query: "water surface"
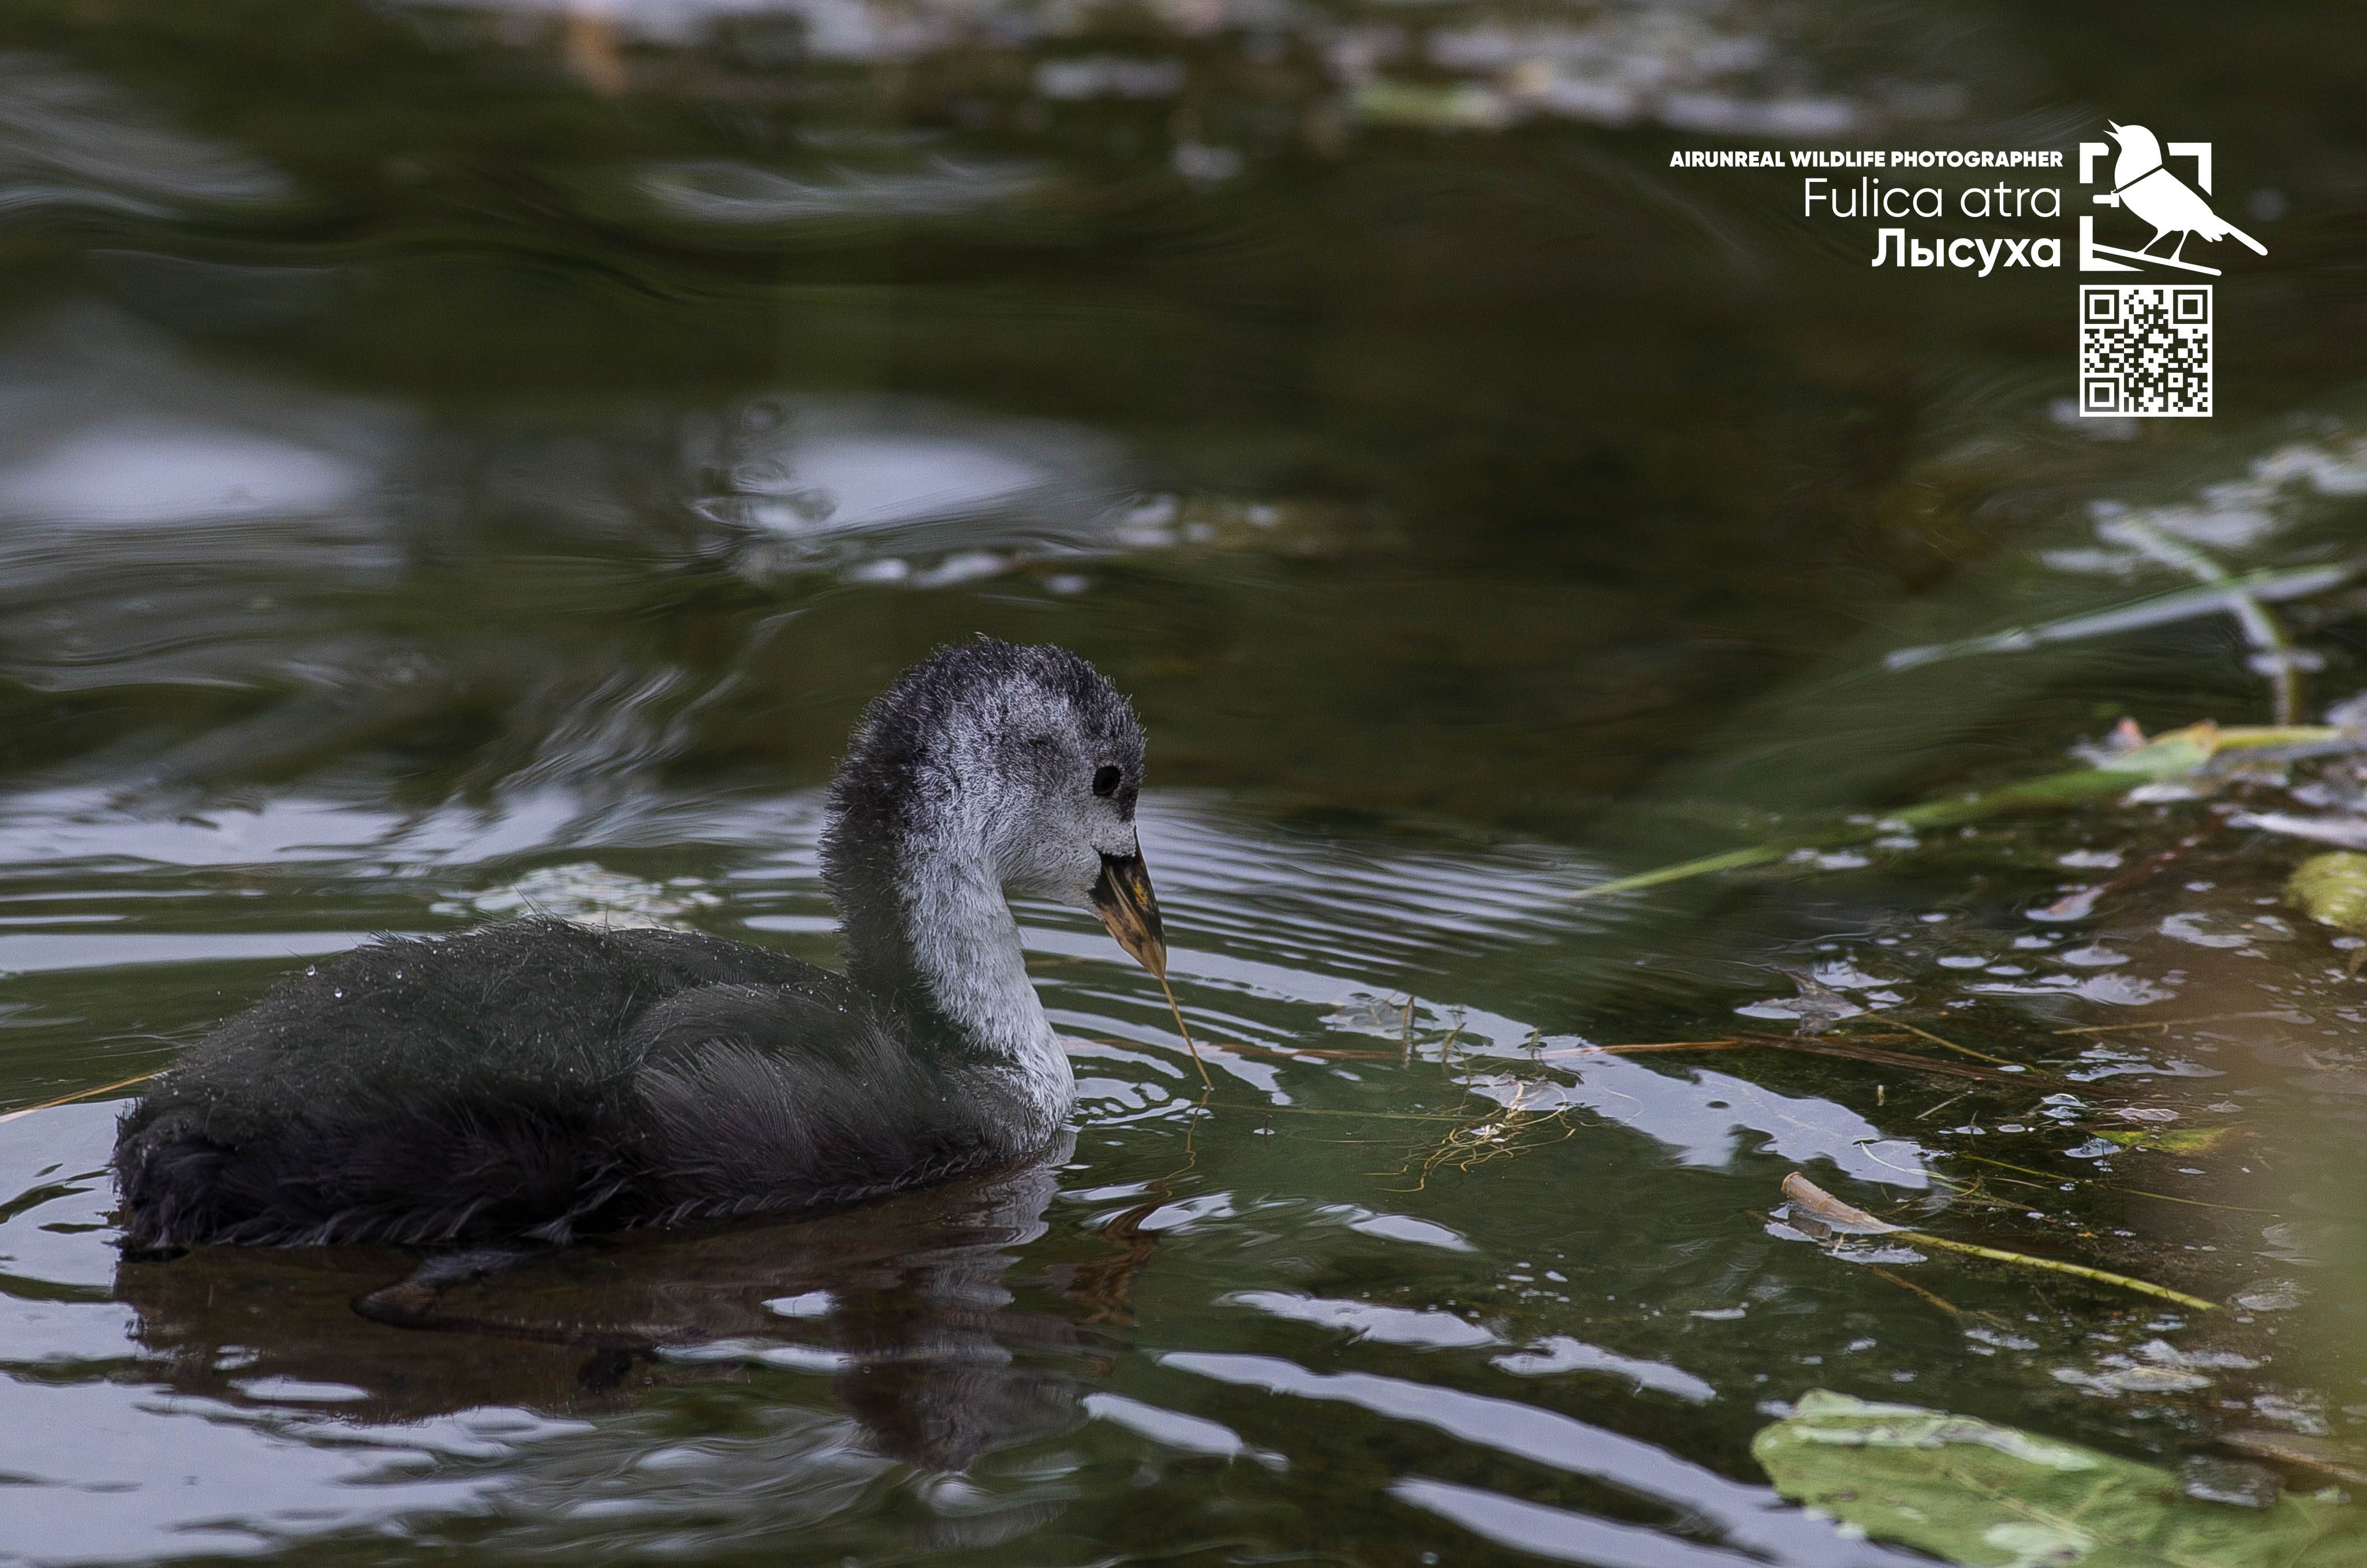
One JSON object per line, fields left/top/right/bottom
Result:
{"left": 2, "top": 1, "right": 2365, "bottom": 1562}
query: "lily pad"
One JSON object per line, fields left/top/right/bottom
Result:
{"left": 1754, "top": 1391, "right": 2367, "bottom": 1567}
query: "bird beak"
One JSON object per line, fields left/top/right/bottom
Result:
{"left": 2107, "top": 121, "right": 2123, "bottom": 136}
{"left": 1090, "top": 851, "right": 1167, "bottom": 978}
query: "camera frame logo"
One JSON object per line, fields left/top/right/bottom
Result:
{"left": 2074, "top": 123, "right": 2263, "bottom": 419}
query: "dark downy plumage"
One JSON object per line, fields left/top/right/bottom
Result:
{"left": 113, "top": 638, "right": 1164, "bottom": 1253}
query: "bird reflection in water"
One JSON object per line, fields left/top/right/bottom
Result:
{"left": 113, "top": 1137, "right": 1111, "bottom": 1473}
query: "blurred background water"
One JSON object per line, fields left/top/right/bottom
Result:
{"left": 1, "top": 1, "right": 2365, "bottom": 1563}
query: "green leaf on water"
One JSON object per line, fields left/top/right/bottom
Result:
{"left": 2097, "top": 1125, "right": 2241, "bottom": 1156}
{"left": 2285, "top": 851, "right": 2367, "bottom": 937}
{"left": 1754, "top": 1390, "right": 2367, "bottom": 1568}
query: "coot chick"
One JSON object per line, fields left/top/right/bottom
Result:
{"left": 114, "top": 638, "right": 1165, "bottom": 1252}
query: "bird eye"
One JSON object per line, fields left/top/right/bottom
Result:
{"left": 1092, "top": 764, "right": 1122, "bottom": 797}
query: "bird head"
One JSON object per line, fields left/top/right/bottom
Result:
{"left": 827, "top": 637, "right": 1167, "bottom": 978}
{"left": 2105, "top": 122, "right": 2162, "bottom": 164}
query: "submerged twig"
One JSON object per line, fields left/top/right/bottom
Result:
{"left": 2034, "top": 813, "right": 2228, "bottom": 923}
{"left": 2050, "top": 1010, "right": 2302, "bottom": 1035}
{"left": 1866, "top": 1264, "right": 1967, "bottom": 1320}
{"left": 1779, "top": 1171, "right": 2217, "bottom": 1312}
{"left": 1537, "top": 1039, "right": 1752, "bottom": 1058}
{"left": 1943, "top": 1151, "right": 2278, "bottom": 1214}
{"left": 1735, "top": 1032, "right": 2032, "bottom": 1083}
{"left": 1915, "top": 1089, "right": 1975, "bottom": 1122}
{"left": 1928, "top": 1151, "right": 2066, "bottom": 1185}
{"left": 1876, "top": 1019, "right": 2015, "bottom": 1067}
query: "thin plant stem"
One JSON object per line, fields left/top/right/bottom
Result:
{"left": 1538, "top": 1040, "right": 1749, "bottom": 1057}
{"left": 1887, "top": 1228, "right": 2218, "bottom": 1312}
{"left": 1156, "top": 974, "right": 1212, "bottom": 1089}
{"left": 1866, "top": 1264, "right": 1966, "bottom": 1320}
{"left": 1916, "top": 1089, "right": 1975, "bottom": 1123}
{"left": 1206, "top": 1103, "right": 1472, "bottom": 1122}
{"left": 1733, "top": 1032, "right": 2028, "bottom": 1082}
{"left": 0, "top": 1070, "right": 160, "bottom": 1125}
{"left": 2051, "top": 1010, "right": 2297, "bottom": 1035}
{"left": 1877, "top": 1019, "right": 2015, "bottom": 1067}
{"left": 1784, "top": 1171, "right": 2216, "bottom": 1311}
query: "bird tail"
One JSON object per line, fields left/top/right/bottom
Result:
{"left": 2226, "top": 222, "right": 2268, "bottom": 255}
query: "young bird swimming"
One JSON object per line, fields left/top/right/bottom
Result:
{"left": 113, "top": 639, "right": 1164, "bottom": 1252}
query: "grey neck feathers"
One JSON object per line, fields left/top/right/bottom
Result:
{"left": 826, "top": 794, "right": 1073, "bottom": 1136}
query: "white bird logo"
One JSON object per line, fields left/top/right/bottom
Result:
{"left": 2096, "top": 122, "right": 2267, "bottom": 265}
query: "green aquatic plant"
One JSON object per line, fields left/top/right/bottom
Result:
{"left": 1885, "top": 510, "right": 2353, "bottom": 725}
{"left": 2097, "top": 1124, "right": 2243, "bottom": 1156}
{"left": 2286, "top": 851, "right": 2367, "bottom": 938}
{"left": 1884, "top": 562, "right": 2349, "bottom": 674}
{"left": 1756, "top": 1390, "right": 2367, "bottom": 1568}
{"left": 1574, "top": 722, "right": 2353, "bottom": 902}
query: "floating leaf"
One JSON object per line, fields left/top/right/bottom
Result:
{"left": 1754, "top": 1390, "right": 2367, "bottom": 1568}
{"left": 2285, "top": 852, "right": 2367, "bottom": 937}
{"left": 1574, "top": 723, "right": 2351, "bottom": 902}
{"left": 1779, "top": 1170, "right": 1900, "bottom": 1234}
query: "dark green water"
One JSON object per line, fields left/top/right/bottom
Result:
{"left": 2, "top": 1, "right": 2365, "bottom": 1562}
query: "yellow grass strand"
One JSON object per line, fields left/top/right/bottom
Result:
{"left": 1156, "top": 974, "right": 1212, "bottom": 1089}
{"left": 0, "top": 1070, "right": 160, "bottom": 1126}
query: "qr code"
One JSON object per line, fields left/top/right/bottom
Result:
{"left": 2079, "top": 285, "right": 2211, "bottom": 417}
